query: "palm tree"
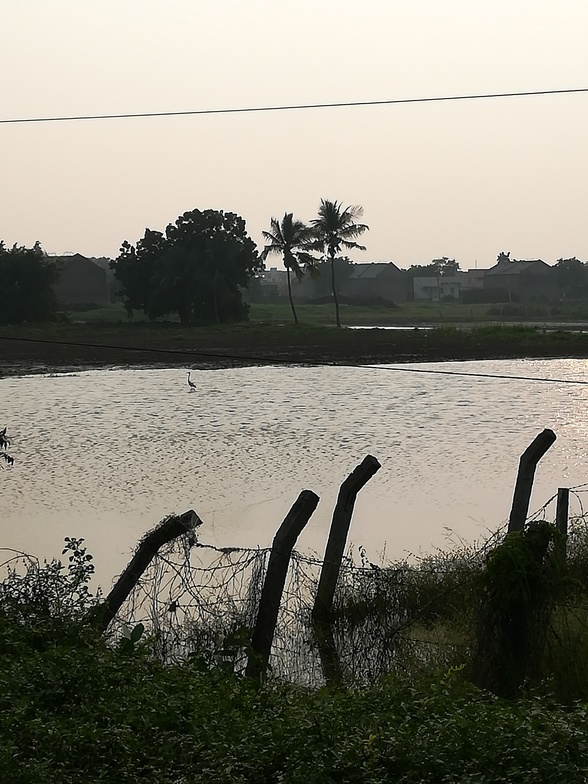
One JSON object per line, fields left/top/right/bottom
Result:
{"left": 260, "top": 213, "right": 317, "bottom": 325}
{"left": 310, "top": 199, "right": 369, "bottom": 327}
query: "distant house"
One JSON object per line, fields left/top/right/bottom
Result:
{"left": 53, "top": 253, "right": 110, "bottom": 307}
{"left": 483, "top": 259, "right": 555, "bottom": 302}
{"left": 466, "top": 268, "right": 486, "bottom": 290}
{"left": 340, "top": 262, "right": 409, "bottom": 303}
{"left": 413, "top": 273, "right": 468, "bottom": 301}
{"left": 255, "top": 267, "right": 289, "bottom": 300}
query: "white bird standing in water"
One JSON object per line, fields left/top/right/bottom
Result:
{"left": 187, "top": 372, "right": 197, "bottom": 392}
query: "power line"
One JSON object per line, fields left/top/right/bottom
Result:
{"left": 1, "top": 333, "right": 588, "bottom": 385}
{"left": 2, "top": 87, "right": 587, "bottom": 125}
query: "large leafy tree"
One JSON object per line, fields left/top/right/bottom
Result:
{"left": 310, "top": 200, "right": 368, "bottom": 327}
{"left": 0, "top": 242, "right": 60, "bottom": 324}
{"left": 112, "top": 209, "right": 263, "bottom": 325}
{"left": 260, "top": 213, "right": 317, "bottom": 325}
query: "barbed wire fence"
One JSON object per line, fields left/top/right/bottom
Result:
{"left": 105, "top": 480, "right": 588, "bottom": 688}
{"left": 3, "top": 500, "right": 588, "bottom": 689}
{"left": 6, "top": 432, "right": 588, "bottom": 692}
{"left": 106, "top": 524, "right": 498, "bottom": 686}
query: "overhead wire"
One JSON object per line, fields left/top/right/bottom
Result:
{"left": 2, "top": 333, "right": 588, "bottom": 385}
{"left": 1, "top": 87, "right": 587, "bottom": 125}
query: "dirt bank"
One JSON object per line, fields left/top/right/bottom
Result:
{"left": 2, "top": 323, "right": 588, "bottom": 378}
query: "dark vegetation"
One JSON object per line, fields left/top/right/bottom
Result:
{"left": 112, "top": 208, "right": 263, "bottom": 325}
{"left": 4, "top": 518, "right": 588, "bottom": 781}
{"left": 0, "top": 241, "right": 61, "bottom": 325}
{"left": 2, "top": 321, "right": 588, "bottom": 379}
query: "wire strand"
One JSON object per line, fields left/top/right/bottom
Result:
{"left": 2, "top": 87, "right": 587, "bottom": 125}
{"left": 1, "top": 333, "right": 588, "bottom": 385}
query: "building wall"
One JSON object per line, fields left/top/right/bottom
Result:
{"left": 340, "top": 275, "right": 409, "bottom": 303}
{"left": 413, "top": 276, "right": 463, "bottom": 301}
{"left": 54, "top": 255, "right": 110, "bottom": 306}
{"left": 466, "top": 269, "right": 486, "bottom": 289}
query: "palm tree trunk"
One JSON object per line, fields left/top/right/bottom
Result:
{"left": 330, "top": 252, "right": 341, "bottom": 328}
{"left": 286, "top": 267, "right": 298, "bottom": 325}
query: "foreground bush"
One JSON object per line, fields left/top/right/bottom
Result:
{"left": 1, "top": 609, "right": 588, "bottom": 783}
{"left": 5, "top": 529, "right": 588, "bottom": 782}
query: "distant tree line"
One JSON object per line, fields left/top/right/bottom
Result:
{"left": 5, "top": 209, "right": 588, "bottom": 325}
{"left": 405, "top": 257, "right": 461, "bottom": 278}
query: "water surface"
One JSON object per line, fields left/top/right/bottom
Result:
{"left": 2, "top": 359, "right": 588, "bottom": 588}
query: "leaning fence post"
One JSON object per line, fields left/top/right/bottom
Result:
{"left": 245, "top": 489, "right": 319, "bottom": 679}
{"left": 91, "top": 510, "right": 202, "bottom": 631}
{"left": 312, "top": 454, "right": 381, "bottom": 685}
{"left": 508, "top": 429, "right": 556, "bottom": 533}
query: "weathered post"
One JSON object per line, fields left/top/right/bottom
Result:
{"left": 92, "top": 510, "right": 202, "bottom": 631}
{"left": 555, "top": 486, "right": 570, "bottom": 563}
{"left": 556, "top": 487, "right": 569, "bottom": 538}
{"left": 246, "top": 490, "right": 319, "bottom": 678}
{"left": 312, "top": 454, "right": 381, "bottom": 685}
{"left": 508, "top": 429, "right": 556, "bottom": 533}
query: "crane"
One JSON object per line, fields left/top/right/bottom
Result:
{"left": 187, "top": 372, "right": 197, "bottom": 392}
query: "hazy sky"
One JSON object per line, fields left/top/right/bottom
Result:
{"left": 2, "top": 1, "right": 587, "bottom": 269}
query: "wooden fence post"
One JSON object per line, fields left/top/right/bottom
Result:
{"left": 556, "top": 487, "right": 569, "bottom": 537}
{"left": 92, "top": 510, "right": 202, "bottom": 631}
{"left": 245, "top": 489, "right": 319, "bottom": 678}
{"left": 555, "top": 486, "right": 570, "bottom": 563}
{"left": 312, "top": 454, "right": 381, "bottom": 685}
{"left": 508, "top": 429, "right": 556, "bottom": 533}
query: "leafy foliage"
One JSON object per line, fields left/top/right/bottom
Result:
{"left": 0, "top": 241, "right": 60, "bottom": 324}
{"left": 408, "top": 257, "right": 461, "bottom": 277}
{"left": 112, "top": 209, "right": 263, "bottom": 324}
{"left": 0, "top": 538, "right": 97, "bottom": 630}
{"left": 470, "top": 522, "right": 566, "bottom": 697}
{"left": 3, "top": 617, "right": 588, "bottom": 782}
{"left": 5, "top": 533, "right": 588, "bottom": 780}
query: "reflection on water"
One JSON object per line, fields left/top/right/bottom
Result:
{"left": 2, "top": 358, "right": 588, "bottom": 589}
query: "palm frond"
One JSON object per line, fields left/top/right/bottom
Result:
{"left": 261, "top": 212, "right": 315, "bottom": 268}
{"left": 310, "top": 199, "right": 369, "bottom": 260}
{"left": 339, "top": 239, "right": 367, "bottom": 251}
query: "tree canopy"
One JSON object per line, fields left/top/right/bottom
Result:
{"left": 112, "top": 209, "right": 263, "bottom": 324}
{"left": 0, "top": 242, "right": 60, "bottom": 324}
